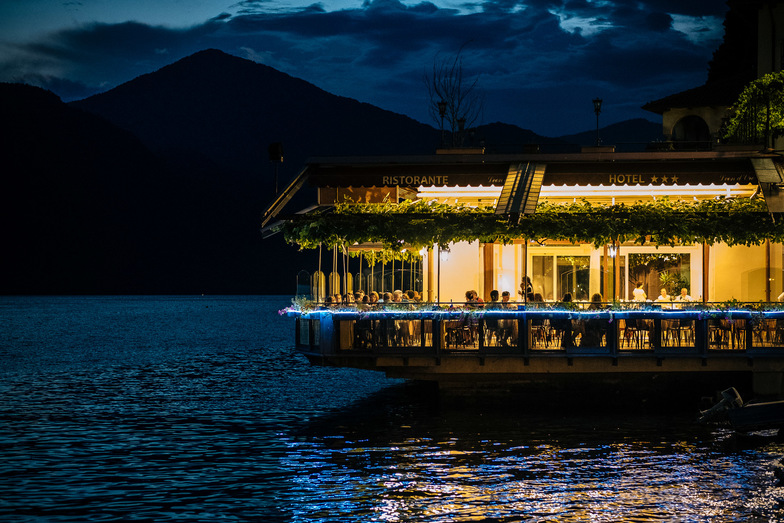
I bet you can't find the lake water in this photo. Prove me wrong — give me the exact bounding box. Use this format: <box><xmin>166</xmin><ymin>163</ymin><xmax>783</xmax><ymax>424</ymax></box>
<box><xmin>2</xmin><ymin>295</ymin><xmax>784</xmax><ymax>522</ymax></box>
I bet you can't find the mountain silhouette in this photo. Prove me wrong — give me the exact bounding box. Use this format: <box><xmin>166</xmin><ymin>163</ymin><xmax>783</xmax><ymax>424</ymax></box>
<box><xmin>559</xmin><ymin>118</ymin><xmax>664</xmax><ymax>149</ymax></box>
<box><xmin>2</xmin><ymin>82</ymin><xmax>306</xmax><ymax>294</ymax></box>
<box><xmin>472</xmin><ymin>122</ymin><xmax>564</xmax><ymax>149</ymax></box>
<box><xmin>71</xmin><ymin>49</ymin><xmax>442</xmax><ymax>184</ymax></box>
<box><xmin>1</xmin><ymin>83</ymin><xmax>170</xmax><ymax>293</ymax></box>
<box><xmin>3</xmin><ymin>50</ymin><xmax>661</xmax><ymax>295</ymax></box>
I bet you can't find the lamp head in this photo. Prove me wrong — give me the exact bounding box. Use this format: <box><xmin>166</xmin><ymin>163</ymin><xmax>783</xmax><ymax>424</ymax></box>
<box><xmin>438</xmin><ymin>100</ymin><xmax>447</xmax><ymax>117</ymax></box>
<box><xmin>593</xmin><ymin>98</ymin><xmax>603</xmax><ymax>115</ymax></box>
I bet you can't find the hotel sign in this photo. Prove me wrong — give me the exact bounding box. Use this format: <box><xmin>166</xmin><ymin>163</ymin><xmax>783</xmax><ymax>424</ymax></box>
<box><xmin>546</xmin><ymin>172</ymin><xmax>758</xmax><ymax>185</ymax></box>
<box><xmin>545</xmin><ymin>159</ymin><xmax>759</xmax><ymax>186</ymax></box>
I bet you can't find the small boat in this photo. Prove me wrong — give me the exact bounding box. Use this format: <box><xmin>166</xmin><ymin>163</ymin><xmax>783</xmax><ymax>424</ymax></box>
<box><xmin>700</xmin><ymin>387</ymin><xmax>784</xmax><ymax>432</ymax></box>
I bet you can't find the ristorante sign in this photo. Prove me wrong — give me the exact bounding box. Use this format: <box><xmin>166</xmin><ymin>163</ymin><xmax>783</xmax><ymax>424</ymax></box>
<box><xmin>380</xmin><ymin>175</ymin><xmax>450</xmax><ymax>186</ymax></box>
<box><xmin>308</xmin><ymin>163</ymin><xmax>510</xmax><ymax>187</ymax></box>
<box><xmin>377</xmin><ymin>174</ymin><xmax>509</xmax><ymax>186</ymax></box>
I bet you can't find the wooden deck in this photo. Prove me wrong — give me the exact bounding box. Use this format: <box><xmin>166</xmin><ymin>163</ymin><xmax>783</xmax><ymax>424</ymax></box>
<box><xmin>291</xmin><ymin>308</ymin><xmax>784</xmax><ymax>397</ymax></box>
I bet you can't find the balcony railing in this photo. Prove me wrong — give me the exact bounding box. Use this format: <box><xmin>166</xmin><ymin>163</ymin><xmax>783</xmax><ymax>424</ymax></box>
<box><xmin>288</xmin><ymin>302</ymin><xmax>784</xmax><ymax>358</ymax></box>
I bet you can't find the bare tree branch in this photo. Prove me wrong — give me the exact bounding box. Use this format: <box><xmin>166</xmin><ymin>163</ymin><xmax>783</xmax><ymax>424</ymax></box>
<box><xmin>425</xmin><ymin>46</ymin><xmax>484</xmax><ymax>147</ymax></box>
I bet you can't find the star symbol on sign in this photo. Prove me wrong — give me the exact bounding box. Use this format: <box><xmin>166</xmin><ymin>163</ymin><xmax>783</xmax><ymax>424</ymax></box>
<box><xmin>650</xmin><ymin>175</ymin><xmax>659</xmax><ymax>183</ymax></box>
<box><xmin>670</xmin><ymin>175</ymin><xmax>679</xmax><ymax>184</ymax></box>
<box><xmin>661</xmin><ymin>176</ymin><xmax>669</xmax><ymax>183</ymax></box>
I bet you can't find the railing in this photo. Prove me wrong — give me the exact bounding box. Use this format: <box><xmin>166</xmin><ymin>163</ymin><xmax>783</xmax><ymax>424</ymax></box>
<box><xmin>289</xmin><ymin>303</ymin><xmax>784</xmax><ymax>358</ymax></box>
<box><xmin>480</xmin><ymin>141</ymin><xmax>718</xmax><ymax>154</ymax></box>
<box><xmin>729</xmin><ymin>86</ymin><xmax>770</xmax><ymax>147</ymax></box>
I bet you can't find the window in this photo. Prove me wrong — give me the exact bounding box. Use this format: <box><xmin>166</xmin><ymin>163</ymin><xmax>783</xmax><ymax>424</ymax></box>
<box><xmin>532</xmin><ymin>255</ymin><xmax>590</xmax><ymax>301</ymax></box>
<box><xmin>628</xmin><ymin>253</ymin><xmax>691</xmax><ymax>300</ymax></box>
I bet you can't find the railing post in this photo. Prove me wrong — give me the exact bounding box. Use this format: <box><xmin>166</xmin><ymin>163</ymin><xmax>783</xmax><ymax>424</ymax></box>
<box><xmin>608</xmin><ymin>315</ymin><xmax>619</xmax><ymax>356</ymax></box>
<box><xmin>652</xmin><ymin>318</ymin><xmax>662</xmax><ymax>351</ymax></box>
<box><xmin>695</xmin><ymin>317</ymin><xmax>708</xmax><ymax>355</ymax></box>
<box><xmin>434</xmin><ymin>318</ymin><xmax>443</xmax><ymax>356</ymax></box>
<box><xmin>320</xmin><ymin>312</ymin><xmax>335</xmax><ymax>355</ymax></box>
<box><xmin>478</xmin><ymin>318</ymin><xmax>486</xmax><ymax>354</ymax></box>
<box><xmin>521</xmin><ymin>314</ymin><xmax>530</xmax><ymax>358</ymax></box>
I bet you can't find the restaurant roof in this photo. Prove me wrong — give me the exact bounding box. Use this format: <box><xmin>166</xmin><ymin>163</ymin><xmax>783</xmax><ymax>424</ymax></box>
<box><xmin>641</xmin><ymin>78</ymin><xmax>746</xmax><ymax>115</ymax></box>
<box><xmin>261</xmin><ymin>149</ymin><xmax>783</xmax><ymax>236</ymax></box>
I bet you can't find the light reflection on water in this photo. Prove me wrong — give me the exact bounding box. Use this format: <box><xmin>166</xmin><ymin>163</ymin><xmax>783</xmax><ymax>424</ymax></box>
<box><xmin>1</xmin><ymin>296</ymin><xmax>784</xmax><ymax>522</ymax></box>
<box><xmin>281</xmin><ymin>391</ymin><xmax>784</xmax><ymax>522</ymax></box>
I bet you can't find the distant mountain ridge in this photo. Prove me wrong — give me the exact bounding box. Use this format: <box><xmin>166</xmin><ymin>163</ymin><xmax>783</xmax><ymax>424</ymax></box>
<box><xmin>3</xmin><ymin>50</ymin><xmax>663</xmax><ymax>294</ymax></box>
<box><xmin>71</xmin><ymin>49</ymin><xmax>441</xmax><ymax>179</ymax></box>
<box><xmin>71</xmin><ymin>49</ymin><xmax>661</xmax><ymax>179</ymax></box>
<box><xmin>559</xmin><ymin>118</ymin><xmax>663</xmax><ymax>148</ymax></box>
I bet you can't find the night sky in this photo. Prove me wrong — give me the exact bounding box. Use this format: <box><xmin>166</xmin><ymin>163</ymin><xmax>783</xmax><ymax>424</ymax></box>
<box><xmin>1</xmin><ymin>0</ymin><xmax>728</xmax><ymax>136</ymax></box>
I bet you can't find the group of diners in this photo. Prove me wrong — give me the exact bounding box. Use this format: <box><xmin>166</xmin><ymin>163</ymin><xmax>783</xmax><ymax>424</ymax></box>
<box><xmin>530</xmin><ymin>291</ymin><xmax>608</xmax><ymax>348</ymax></box>
<box><xmin>462</xmin><ymin>289</ymin><xmax>516</xmax><ymax>309</ymax></box>
<box><xmin>633</xmin><ymin>282</ymin><xmax>695</xmax><ymax>305</ymax></box>
<box><xmin>323</xmin><ymin>289</ymin><xmax>423</xmax><ymax>309</ymax></box>
<box><xmin>321</xmin><ymin>280</ymin><xmax>700</xmax><ymax>349</ymax></box>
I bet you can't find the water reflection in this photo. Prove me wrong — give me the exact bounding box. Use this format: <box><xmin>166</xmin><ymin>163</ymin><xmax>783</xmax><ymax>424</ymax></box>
<box><xmin>2</xmin><ymin>296</ymin><xmax>784</xmax><ymax>522</ymax></box>
<box><xmin>284</xmin><ymin>384</ymin><xmax>784</xmax><ymax>522</ymax></box>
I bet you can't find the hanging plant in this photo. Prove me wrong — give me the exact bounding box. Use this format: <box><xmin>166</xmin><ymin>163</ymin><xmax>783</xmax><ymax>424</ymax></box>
<box><xmin>281</xmin><ymin>196</ymin><xmax>784</xmax><ymax>253</ymax></box>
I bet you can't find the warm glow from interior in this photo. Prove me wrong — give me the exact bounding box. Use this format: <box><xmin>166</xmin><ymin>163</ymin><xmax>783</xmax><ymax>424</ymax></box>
<box><xmin>540</xmin><ymin>183</ymin><xmax>758</xmax><ymax>199</ymax></box>
<box><xmin>417</xmin><ymin>185</ymin><xmax>503</xmax><ymax>206</ymax></box>
<box><xmin>415</xmin><ymin>183</ymin><xmax>759</xmax><ymax>206</ymax></box>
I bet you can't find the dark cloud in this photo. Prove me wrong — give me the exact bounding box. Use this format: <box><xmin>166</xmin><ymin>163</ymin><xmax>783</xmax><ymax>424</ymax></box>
<box><xmin>0</xmin><ymin>72</ymin><xmax>100</xmax><ymax>100</ymax></box>
<box><xmin>0</xmin><ymin>0</ymin><xmax>728</xmax><ymax>135</ymax></box>
<box><xmin>645</xmin><ymin>12</ymin><xmax>673</xmax><ymax>32</ymax></box>
<box><xmin>636</xmin><ymin>0</ymin><xmax>728</xmax><ymax>18</ymax></box>
<box><xmin>210</xmin><ymin>13</ymin><xmax>233</xmax><ymax>21</ymax></box>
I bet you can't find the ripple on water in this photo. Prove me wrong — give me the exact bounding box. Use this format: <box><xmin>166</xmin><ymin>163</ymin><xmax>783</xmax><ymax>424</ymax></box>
<box><xmin>2</xmin><ymin>296</ymin><xmax>784</xmax><ymax>522</ymax></box>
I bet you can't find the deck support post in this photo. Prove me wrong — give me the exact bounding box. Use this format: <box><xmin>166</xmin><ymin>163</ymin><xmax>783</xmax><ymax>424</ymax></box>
<box><xmin>427</xmin><ymin>246</ymin><xmax>434</xmax><ymax>303</ymax></box>
<box><xmin>483</xmin><ymin>243</ymin><xmax>494</xmax><ymax>302</ymax></box>
<box><xmin>702</xmin><ymin>242</ymin><xmax>710</xmax><ymax>303</ymax></box>
<box><xmin>767</xmin><ymin>239</ymin><xmax>771</xmax><ymax>302</ymax></box>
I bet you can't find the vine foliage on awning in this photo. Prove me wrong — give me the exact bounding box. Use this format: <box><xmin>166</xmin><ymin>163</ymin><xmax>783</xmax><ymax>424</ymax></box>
<box><xmin>281</xmin><ymin>197</ymin><xmax>784</xmax><ymax>257</ymax></box>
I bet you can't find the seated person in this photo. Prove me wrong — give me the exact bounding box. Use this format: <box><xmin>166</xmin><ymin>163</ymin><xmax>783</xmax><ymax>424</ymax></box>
<box><xmin>632</xmin><ymin>282</ymin><xmax>647</xmax><ymax>302</ymax></box>
<box><xmin>581</xmin><ymin>293</ymin><xmax>607</xmax><ymax>347</ymax></box>
<box><xmin>464</xmin><ymin>290</ymin><xmax>483</xmax><ymax>308</ymax></box>
<box><xmin>501</xmin><ymin>291</ymin><xmax>514</xmax><ymax>308</ymax></box>
<box><xmin>555</xmin><ymin>293</ymin><xmax>574</xmax><ymax>348</ymax></box>
<box><xmin>676</xmin><ymin>288</ymin><xmax>693</xmax><ymax>302</ymax></box>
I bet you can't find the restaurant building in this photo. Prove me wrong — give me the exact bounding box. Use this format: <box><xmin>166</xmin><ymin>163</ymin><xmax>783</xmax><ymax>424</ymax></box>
<box><xmin>262</xmin><ymin>147</ymin><xmax>784</xmax><ymax>399</ymax></box>
<box><xmin>264</xmin><ymin>147</ymin><xmax>784</xmax><ymax>306</ymax></box>
<box><xmin>262</xmin><ymin>1</ymin><xmax>784</xmax><ymax>397</ymax></box>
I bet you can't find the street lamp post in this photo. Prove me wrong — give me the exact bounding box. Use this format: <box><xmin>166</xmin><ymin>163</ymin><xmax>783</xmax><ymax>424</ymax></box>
<box><xmin>268</xmin><ymin>142</ymin><xmax>284</xmax><ymax>195</ymax></box>
<box><xmin>457</xmin><ymin>117</ymin><xmax>466</xmax><ymax>147</ymax></box>
<box><xmin>593</xmin><ymin>98</ymin><xmax>603</xmax><ymax>146</ymax></box>
<box><xmin>438</xmin><ymin>100</ymin><xmax>447</xmax><ymax>147</ymax></box>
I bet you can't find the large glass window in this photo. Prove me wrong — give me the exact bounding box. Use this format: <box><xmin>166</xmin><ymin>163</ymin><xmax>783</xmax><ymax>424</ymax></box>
<box><xmin>557</xmin><ymin>256</ymin><xmax>590</xmax><ymax>301</ymax></box>
<box><xmin>599</xmin><ymin>255</ymin><xmax>626</xmax><ymax>301</ymax></box>
<box><xmin>531</xmin><ymin>255</ymin><xmax>553</xmax><ymax>301</ymax></box>
<box><xmin>533</xmin><ymin>255</ymin><xmax>590</xmax><ymax>301</ymax></box>
<box><xmin>628</xmin><ymin>253</ymin><xmax>691</xmax><ymax>300</ymax></box>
